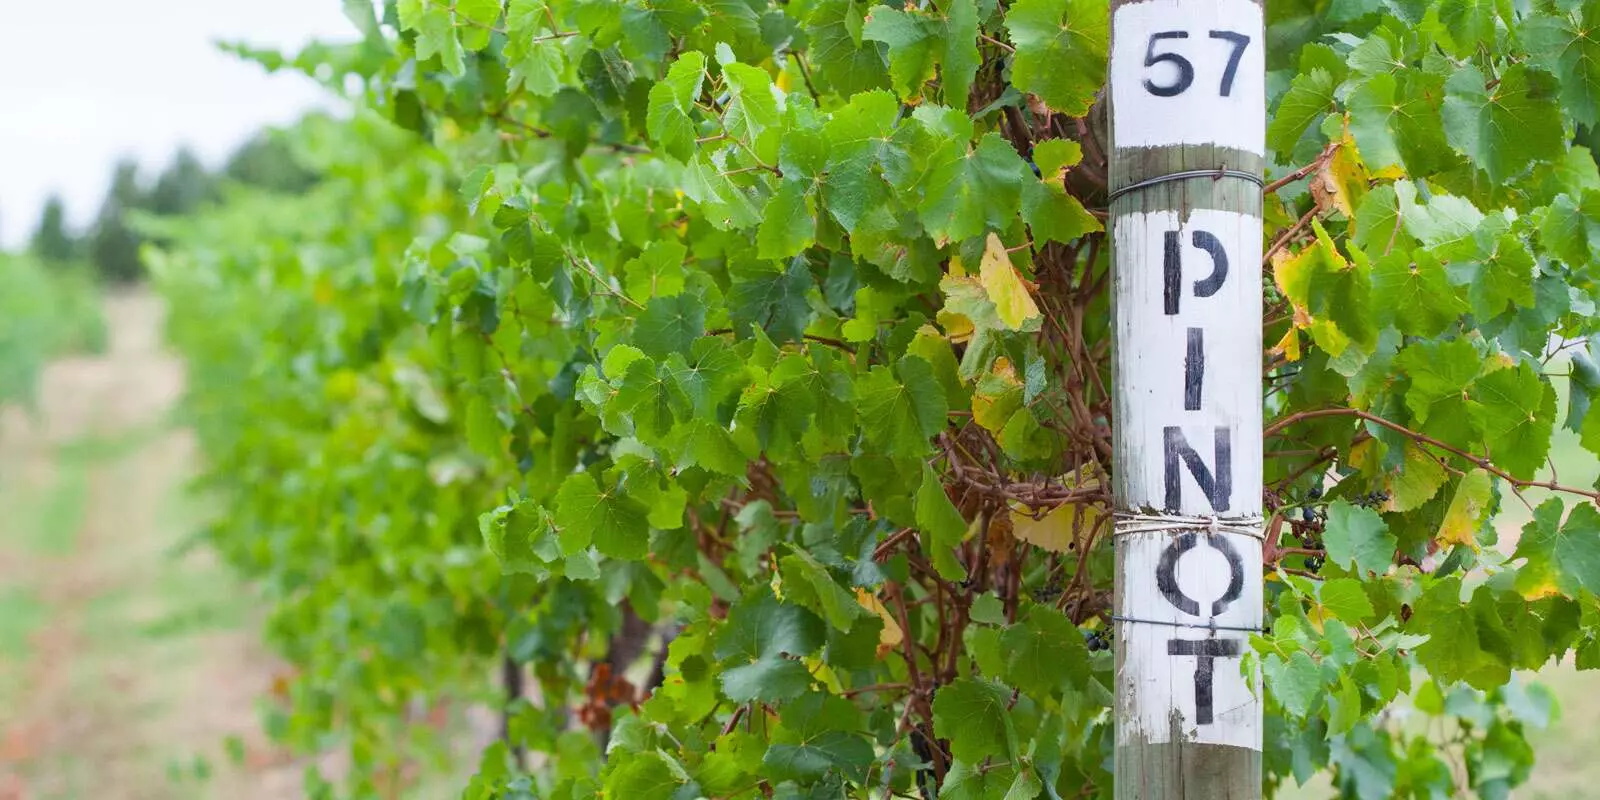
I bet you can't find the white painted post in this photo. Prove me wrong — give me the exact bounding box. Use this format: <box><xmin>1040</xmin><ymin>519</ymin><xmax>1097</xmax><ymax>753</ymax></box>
<box><xmin>1107</xmin><ymin>0</ymin><xmax>1266</xmax><ymax>796</ymax></box>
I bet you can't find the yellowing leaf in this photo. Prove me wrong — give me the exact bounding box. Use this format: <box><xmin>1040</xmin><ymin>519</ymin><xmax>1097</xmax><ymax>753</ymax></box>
<box><xmin>1347</xmin><ymin>437</ymin><xmax>1379</xmax><ymax>475</ymax></box>
<box><xmin>1518</xmin><ymin>574</ymin><xmax>1561</xmax><ymax>600</ymax></box>
<box><xmin>986</xmin><ymin>510</ymin><xmax>1016</xmax><ymax>566</ymax></box>
<box><xmin>937</xmin><ymin>307</ymin><xmax>976</xmax><ymax>343</ymax></box>
<box><xmin>1271</xmin><ymin>326</ymin><xmax>1302</xmax><ymax>362</ymax></box>
<box><xmin>1032</xmin><ymin>138</ymin><xmax>1083</xmax><ymax>188</ymax></box>
<box><xmin>1385</xmin><ymin>443</ymin><xmax>1448</xmax><ymax>512</ymax></box>
<box><xmin>1438</xmin><ymin>468</ymin><xmax>1492</xmax><ymax>551</ymax></box>
<box><xmin>856</xmin><ymin>587</ymin><xmax>904</xmax><ymax>659</ymax></box>
<box><xmin>1010</xmin><ymin>465</ymin><xmax>1106</xmax><ymax>553</ymax></box>
<box><xmin>1271</xmin><ymin>247</ymin><xmax>1315</xmax><ymax>312</ymax></box>
<box><xmin>1313</xmin><ymin>129</ymin><xmax>1370</xmax><ymax>220</ymax></box>
<box><xmin>972</xmin><ymin>357</ymin><xmax>1023</xmax><ymax>434</ymax></box>
<box><xmin>1270</xmin><ymin>223</ymin><xmax>1366</xmax><ymax>358</ymax></box>
<box><xmin>978</xmin><ymin>233</ymin><xmax>1040</xmax><ymax>330</ymax></box>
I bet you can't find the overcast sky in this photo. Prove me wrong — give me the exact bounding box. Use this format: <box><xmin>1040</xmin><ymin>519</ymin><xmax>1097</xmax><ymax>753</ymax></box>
<box><xmin>0</xmin><ymin>1</ymin><xmax>356</xmax><ymax>247</ymax></box>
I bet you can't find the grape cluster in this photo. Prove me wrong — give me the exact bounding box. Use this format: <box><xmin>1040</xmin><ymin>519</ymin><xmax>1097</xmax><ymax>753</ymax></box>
<box><xmin>1354</xmin><ymin>490</ymin><xmax>1391</xmax><ymax>508</ymax></box>
<box><xmin>1083</xmin><ymin>629</ymin><xmax>1111</xmax><ymax>652</ymax></box>
<box><xmin>1298</xmin><ymin>486</ymin><xmax>1325</xmax><ymax>523</ymax></box>
<box><xmin>1292</xmin><ymin>486</ymin><xmax>1326</xmax><ymax>573</ymax></box>
<box><xmin>1030</xmin><ymin>570</ymin><xmax>1064</xmax><ymax>603</ymax></box>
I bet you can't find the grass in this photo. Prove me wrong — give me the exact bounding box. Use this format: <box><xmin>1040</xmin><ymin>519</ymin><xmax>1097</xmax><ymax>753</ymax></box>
<box><xmin>0</xmin><ymin>586</ymin><xmax>43</xmax><ymax>659</ymax></box>
<box><xmin>0</xmin><ymin>419</ymin><xmax>273</xmax><ymax>798</ymax></box>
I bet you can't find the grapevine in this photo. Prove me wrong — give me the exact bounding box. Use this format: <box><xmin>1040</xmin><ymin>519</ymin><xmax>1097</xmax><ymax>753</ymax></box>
<box><xmin>146</xmin><ymin>0</ymin><xmax>1600</xmax><ymax>797</ymax></box>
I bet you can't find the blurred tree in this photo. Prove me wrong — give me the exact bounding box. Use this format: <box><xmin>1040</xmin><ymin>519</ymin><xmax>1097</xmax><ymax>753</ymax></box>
<box><xmin>146</xmin><ymin>148</ymin><xmax>215</xmax><ymax>217</ymax></box>
<box><xmin>223</xmin><ymin>130</ymin><xmax>317</xmax><ymax>194</ymax></box>
<box><xmin>89</xmin><ymin>159</ymin><xmax>146</xmax><ymax>283</ymax></box>
<box><xmin>30</xmin><ymin>195</ymin><xmax>78</xmax><ymax>264</ymax></box>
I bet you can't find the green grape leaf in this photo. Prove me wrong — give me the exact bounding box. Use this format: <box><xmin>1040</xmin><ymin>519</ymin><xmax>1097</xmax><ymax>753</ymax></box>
<box><xmin>1318</xmin><ymin>578</ymin><xmax>1375</xmax><ymax>623</ymax></box>
<box><xmin>1430</xmin><ymin>0</ymin><xmax>1496</xmax><ymax>57</ymax></box>
<box><xmin>674</xmin><ymin>419</ymin><xmax>748</xmax><ymax>477</ymax></box>
<box><xmin>1523</xmin><ymin>5</ymin><xmax>1600</xmax><ymax>128</ymax></box>
<box><xmin>757</xmin><ymin>180</ymin><xmax>817</xmax><ymax>259</ymax></box>
<box><xmin>804</xmin><ymin>0</ymin><xmax>891</xmax><ymax>97</ymax></box>
<box><xmin>663</xmin><ymin>337</ymin><xmax>745</xmax><ymax>417</ymax></box>
<box><xmin>1397</xmin><ymin>338</ymin><xmax>1480</xmax><ymax>425</ymax></box>
<box><xmin>940</xmin><ymin>759</ymin><xmax>1024</xmax><ymax>800</ymax></box>
<box><xmin>933</xmin><ymin>677</ymin><xmax>1018</xmax><ymax>763</ymax></box>
<box><xmin>915</xmin><ymin>462</ymin><xmax>970</xmax><ymax>582</ymax></box>
<box><xmin>604</xmin><ymin>751</ymin><xmax>690</xmax><ymax>797</ymax></box>
<box><xmin>1022</xmin><ymin>179</ymin><xmax>1102</xmax><ymax>245</ymax></box>
<box><xmin>780</xmin><ymin>549</ymin><xmax>870</xmax><ymax>632</ymax></box>
<box><xmin>721</xmin><ymin>62</ymin><xmax>782</xmax><ymax>160</ymax></box>
<box><xmin>1267</xmin><ymin>68</ymin><xmax>1336</xmax><ymax>157</ymax></box>
<box><xmin>1352</xmin><ymin>184</ymin><xmax>1413</xmax><ymax>256</ymax></box>
<box><xmin>1348</xmin><ymin>71</ymin><xmax>1446</xmax><ymax>176</ymax></box>
<box><xmin>999</xmin><ymin>606</ymin><xmax>1090</xmax><ymax>698</ymax></box>
<box><xmin>465</xmin><ymin>394</ymin><xmax>506</xmax><ymax>456</ymax></box>
<box><xmin>729</xmin><ymin>256</ymin><xmax>815</xmax><ymax>342</ymax></box>
<box><xmin>715</xmin><ymin>590</ymin><xmax>826</xmax><ymax>702</ymax></box>
<box><xmin>1468</xmin><ymin>363</ymin><xmax>1555</xmax><ymax>481</ymax></box>
<box><xmin>1441</xmin><ymin>65</ymin><xmax>1564</xmax><ymax>182</ymax></box>
<box><xmin>857</xmin><ymin>0</ymin><xmax>978</xmax><ymax>105</ymax></box>
<box><xmin>1515</xmin><ymin>498</ymin><xmax>1600</xmax><ymax>598</ymax></box>
<box><xmin>1263</xmin><ymin>651</ymin><xmax>1321</xmax><ymax>718</ymax></box>
<box><xmin>918</xmin><ymin>130</ymin><xmax>1030</xmax><ymax>246</ymax></box>
<box><xmin>1469</xmin><ymin>232</ymin><xmax>1538</xmax><ymax>318</ymax></box>
<box><xmin>1393</xmin><ymin>181</ymin><xmax>1484</xmax><ymax>254</ymax></box>
<box><xmin>819</xmin><ymin>90</ymin><xmax>899</xmax><ymax>232</ymax></box>
<box><xmin>684</xmin><ymin>152</ymin><xmax>764</xmax><ymax>228</ymax></box>
<box><xmin>479</xmin><ymin>499</ymin><xmax>559</xmax><ymax>575</ymax></box>
<box><xmin>1411</xmin><ymin>578</ymin><xmax>1510</xmax><ymax>690</ymax></box>
<box><xmin>860</xmin><ymin>5</ymin><xmax>937</xmax><ymax>100</ymax></box>
<box><xmin>620</xmin><ymin>0</ymin><xmax>705</xmax><ymax>61</ymax></box>
<box><xmin>762</xmin><ymin>692</ymin><xmax>874</xmax><ymax>783</ymax></box>
<box><xmin>635</xmin><ymin>293</ymin><xmax>706</xmax><ymax>358</ymax></box>
<box><xmin>1347</xmin><ymin>25</ymin><xmax>1403</xmax><ymax>76</ymax></box>
<box><xmin>736</xmin><ymin>355</ymin><xmax>819</xmax><ymax>452</ymax></box>
<box><xmin>611</xmin><ymin>357</ymin><xmax>678</xmax><ymax>441</ymax></box>
<box><xmin>554</xmin><ymin>471</ymin><xmax>651</xmax><ymax>559</ymax></box>
<box><xmin>1581</xmin><ymin>388</ymin><xmax>1600</xmax><ymax>456</ymax></box>
<box><xmin>1323</xmin><ymin>500</ymin><xmax>1396</xmax><ymax>576</ymax></box>
<box><xmin>1385</xmin><ymin>443</ymin><xmax>1449</xmax><ymax>512</ymax></box>
<box><xmin>400</xmin><ymin>0</ymin><xmax>467</xmax><ymax>76</ymax></box>
<box><xmin>1369</xmin><ymin>249</ymin><xmax>1464</xmax><ymax>338</ymax></box>
<box><xmin>505</xmin><ymin>0</ymin><xmax>565</xmax><ymax>95</ymax></box>
<box><xmin>941</xmin><ymin>0</ymin><xmax>981</xmax><ymax>107</ymax></box>
<box><xmin>859</xmin><ymin>356</ymin><xmax>948</xmax><ymax>458</ymax></box>
<box><xmin>1005</xmin><ymin>0</ymin><xmax>1109</xmax><ymax>116</ymax></box>
<box><xmin>647</xmin><ymin>51</ymin><xmax>708</xmax><ymax>162</ymax></box>
<box><xmin>625</xmin><ymin>239</ymin><xmax>690</xmax><ymax>302</ymax></box>
<box><xmin>1537</xmin><ymin>193</ymin><xmax>1595</xmax><ymax>267</ymax></box>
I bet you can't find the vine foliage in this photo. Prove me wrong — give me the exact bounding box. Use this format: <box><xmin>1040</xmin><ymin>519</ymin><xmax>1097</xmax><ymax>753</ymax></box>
<box><xmin>151</xmin><ymin>0</ymin><xmax>1600</xmax><ymax>797</ymax></box>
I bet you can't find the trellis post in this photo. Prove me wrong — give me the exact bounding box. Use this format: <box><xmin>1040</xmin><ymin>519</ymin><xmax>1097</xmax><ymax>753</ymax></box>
<box><xmin>1106</xmin><ymin>0</ymin><xmax>1266</xmax><ymax>796</ymax></box>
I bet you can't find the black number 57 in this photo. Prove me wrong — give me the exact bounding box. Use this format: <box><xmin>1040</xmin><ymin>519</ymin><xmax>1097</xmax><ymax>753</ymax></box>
<box><xmin>1143</xmin><ymin>30</ymin><xmax>1251</xmax><ymax>97</ymax></box>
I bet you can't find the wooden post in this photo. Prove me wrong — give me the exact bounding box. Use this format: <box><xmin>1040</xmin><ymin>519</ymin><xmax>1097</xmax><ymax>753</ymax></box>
<box><xmin>1107</xmin><ymin>0</ymin><xmax>1265</xmax><ymax>797</ymax></box>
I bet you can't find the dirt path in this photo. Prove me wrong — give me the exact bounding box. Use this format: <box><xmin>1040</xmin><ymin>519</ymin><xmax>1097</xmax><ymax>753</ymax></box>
<box><xmin>0</xmin><ymin>293</ymin><xmax>298</xmax><ymax>800</ymax></box>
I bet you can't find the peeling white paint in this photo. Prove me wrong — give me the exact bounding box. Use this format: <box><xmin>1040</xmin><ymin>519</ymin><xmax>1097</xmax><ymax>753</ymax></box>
<box><xmin>1116</xmin><ymin>527</ymin><xmax>1263</xmax><ymax>749</ymax></box>
<box><xmin>1111</xmin><ymin>207</ymin><xmax>1263</xmax><ymax>751</ymax></box>
<box><xmin>1111</xmin><ymin>210</ymin><xmax>1263</xmax><ymax>516</ymax></box>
